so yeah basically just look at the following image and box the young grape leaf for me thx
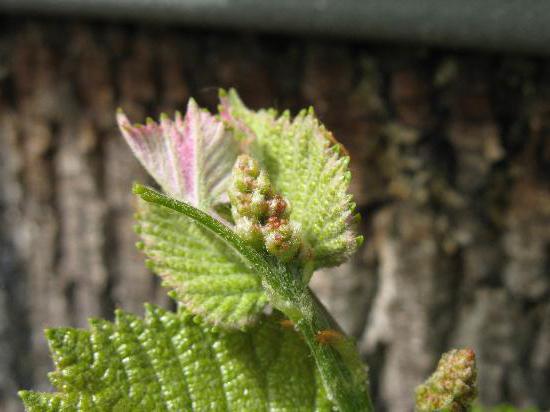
[219,89,362,271]
[135,200,267,328]
[20,306,333,412]
[117,99,237,209]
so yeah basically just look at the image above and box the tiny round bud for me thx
[235,217,264,249]
[232,192,256,218]
[234,175,255,193]
[267,194,288,218]
[236,154,260,178]
[264,222,301,262]
[265,216,283,230]
[256,170,272,196]
[250,191,269,218]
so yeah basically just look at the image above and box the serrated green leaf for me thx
[136,199,268,328]
[20,306,334,412]
[219,89,361,270]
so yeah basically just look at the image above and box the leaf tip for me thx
[18,389,30,400]
[116,108,130,129]
[44,327,59,342]
[187,97,199,112]
[132,182,147,196]
[144,302,156,315]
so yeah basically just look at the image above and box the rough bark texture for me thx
[1,18,549,412]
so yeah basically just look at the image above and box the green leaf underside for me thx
[220,90,361,269]
[136,200,268,328]
[20,306,333,412]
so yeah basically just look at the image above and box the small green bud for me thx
[230,155,269,219]
[264,219,301,262]
[255,170,272,196]
[233,194,253,218]
[235,154,260,178]
[267,194,289,218]
[231,155,260,194]
[234,175,255,193]
[250,191,269,218]
[415,348,477,412]
[235,217,264,250]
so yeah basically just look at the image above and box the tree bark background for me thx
[1,17,549,412]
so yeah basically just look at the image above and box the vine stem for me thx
[133,184,374,412]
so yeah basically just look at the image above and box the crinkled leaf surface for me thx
[20,306,333,412]
[117,99,237,209]
[220,90,361,269]
[120,100,265,327]
[136,200,267,328]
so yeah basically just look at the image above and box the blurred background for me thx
[0,1,549,411]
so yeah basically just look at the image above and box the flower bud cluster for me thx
[229,155,301,262]
[415,348,477,412]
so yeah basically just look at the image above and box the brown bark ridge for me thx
[0,18,548,411]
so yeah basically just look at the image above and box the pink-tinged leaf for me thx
[117,99,238,209]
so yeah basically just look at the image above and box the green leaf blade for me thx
[113,310,168,410]
[20,307,332,412]
[136,199,268,329]
[264,326,317,411]
[162,309,227,410]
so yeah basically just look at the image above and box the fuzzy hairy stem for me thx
[133,183,374,412]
